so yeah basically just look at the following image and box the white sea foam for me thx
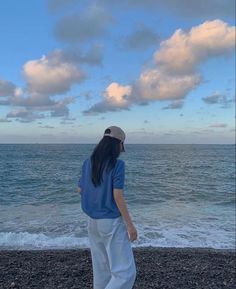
[0,232,89,250]
[0,226,234,250]
[134,223,235,249]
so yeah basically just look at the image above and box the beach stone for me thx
[0,247,235,289]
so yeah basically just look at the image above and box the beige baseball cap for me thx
[103,126,126,152]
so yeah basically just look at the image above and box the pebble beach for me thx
[1,246,235,289]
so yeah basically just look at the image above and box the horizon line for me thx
[0,143,235,145]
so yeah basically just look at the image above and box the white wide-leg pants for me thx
[87,215,137,289]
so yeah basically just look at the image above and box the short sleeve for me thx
[113,160,125,189]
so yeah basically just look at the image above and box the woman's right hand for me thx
[127,223,138,242]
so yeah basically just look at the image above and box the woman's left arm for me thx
[77,187,81,194]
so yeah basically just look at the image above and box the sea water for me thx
[0,144,235,250]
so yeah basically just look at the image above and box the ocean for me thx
[0,144,235,250]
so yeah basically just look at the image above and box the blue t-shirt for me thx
[78,157,125,219]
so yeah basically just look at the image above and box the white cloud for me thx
[134,69,201,101]
[154,20,235,75]
[23,52,85,96]
[105,82,132,106]
[1,49,85,122]
[83,82,132,115]
[84,20,235,114]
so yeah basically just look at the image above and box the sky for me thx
[0,0,235,144]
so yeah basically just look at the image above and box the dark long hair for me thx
[90,128,121,187]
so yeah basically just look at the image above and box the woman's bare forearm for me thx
[114,195,134,227]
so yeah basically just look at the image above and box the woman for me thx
[77,125,137,289]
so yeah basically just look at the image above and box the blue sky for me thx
[0,0,235,143]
